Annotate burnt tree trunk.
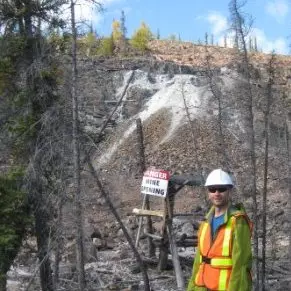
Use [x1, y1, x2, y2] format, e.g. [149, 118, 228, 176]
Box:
[229, 1, 259, 288]
[286, 119, 291, 288]
[262, 53, 275, 291]
[136, 118, 155, 257]
[204, 47, 230, 171]
[70, 1, 86, 289]
[53, 198, 64, 289]
[35, 208, 54, 291]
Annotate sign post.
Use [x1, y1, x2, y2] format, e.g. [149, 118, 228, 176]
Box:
[133, 168, 185, 290]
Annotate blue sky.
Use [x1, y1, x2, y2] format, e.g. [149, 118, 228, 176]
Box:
[76, 0, 291, 55]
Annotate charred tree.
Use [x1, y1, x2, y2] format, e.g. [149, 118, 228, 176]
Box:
[261, 53, 275, 291]
[70, 0, 86, 289]
[286, 111, 291, 288]
[136, 118, 155, 258]
[228, 0, 259, 288]
[180, 81, 203, 176]
[204, 47, 231, 171]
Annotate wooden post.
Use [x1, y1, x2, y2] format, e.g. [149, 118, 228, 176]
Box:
[157, 198, 169, 271]
[136, 119, 155, 257]
[135, 196, 146, 248]
[166, 194, 185, 290]
[136, 118, 146, 175]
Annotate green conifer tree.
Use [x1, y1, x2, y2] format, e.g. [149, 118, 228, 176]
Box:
[120, 10, 127, 40]
[130, 22, 153, 51]
[156, 29, 160, 39]
[0, 169, 30, 289]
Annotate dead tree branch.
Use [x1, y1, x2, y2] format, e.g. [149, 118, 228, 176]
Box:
[86, 159, 151, 291]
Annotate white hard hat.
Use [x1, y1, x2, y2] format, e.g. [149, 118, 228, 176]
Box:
[204, 169, 234, 187]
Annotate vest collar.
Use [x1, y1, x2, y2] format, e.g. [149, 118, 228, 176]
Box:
[205, 203, 246, 223]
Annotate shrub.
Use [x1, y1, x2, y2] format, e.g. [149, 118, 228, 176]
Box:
[97, 35, 114, 56]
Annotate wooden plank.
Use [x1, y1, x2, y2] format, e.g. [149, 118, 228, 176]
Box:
[132, 208, 164, 218]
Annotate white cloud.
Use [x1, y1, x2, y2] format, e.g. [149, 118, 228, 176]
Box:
[99, 0, 121, 4]
[265, 0, 289, 22]
[200, 10, 288, 55]
[75, 2, 96, 22]
[218, 28, 288, 55]
[250, 28, 288, 54]
[206, 12, 228, 36]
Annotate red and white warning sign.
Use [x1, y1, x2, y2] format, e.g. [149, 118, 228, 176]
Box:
[141, 168, 170, 198]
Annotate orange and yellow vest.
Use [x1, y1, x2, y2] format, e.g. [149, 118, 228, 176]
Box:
[194, 213, 251, 291]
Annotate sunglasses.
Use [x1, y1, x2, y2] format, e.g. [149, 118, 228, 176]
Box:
[208, 187, 228, 193]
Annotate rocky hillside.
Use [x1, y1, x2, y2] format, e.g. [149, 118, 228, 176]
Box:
[149, 39, 291, 67]
[8, 40, 291, 291]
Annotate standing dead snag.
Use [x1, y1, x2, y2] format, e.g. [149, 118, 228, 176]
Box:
[204, 46, 231, 171]
[285, 114, 291, 289]
[135, 118, 155, 257]
[228, 1, 259, 288]
[261, 52, 275, 291]
[180, 81, 204, 182]
[70, 0, 85, 289]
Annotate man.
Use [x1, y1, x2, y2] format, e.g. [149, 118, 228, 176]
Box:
[187, 169, 252, 291]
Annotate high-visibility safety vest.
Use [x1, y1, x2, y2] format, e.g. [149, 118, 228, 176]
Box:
[194, 213, 250, 291]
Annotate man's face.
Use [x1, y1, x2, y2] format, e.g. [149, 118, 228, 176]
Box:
[208, 186, 230, 208]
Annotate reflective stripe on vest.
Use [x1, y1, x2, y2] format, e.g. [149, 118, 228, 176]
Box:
[218, 269, 228, 290]
[199, 222, 208, 252]
[221, 217, 235, 256]
[194, 215, 240, 290]
[211, 258, 232, 267]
